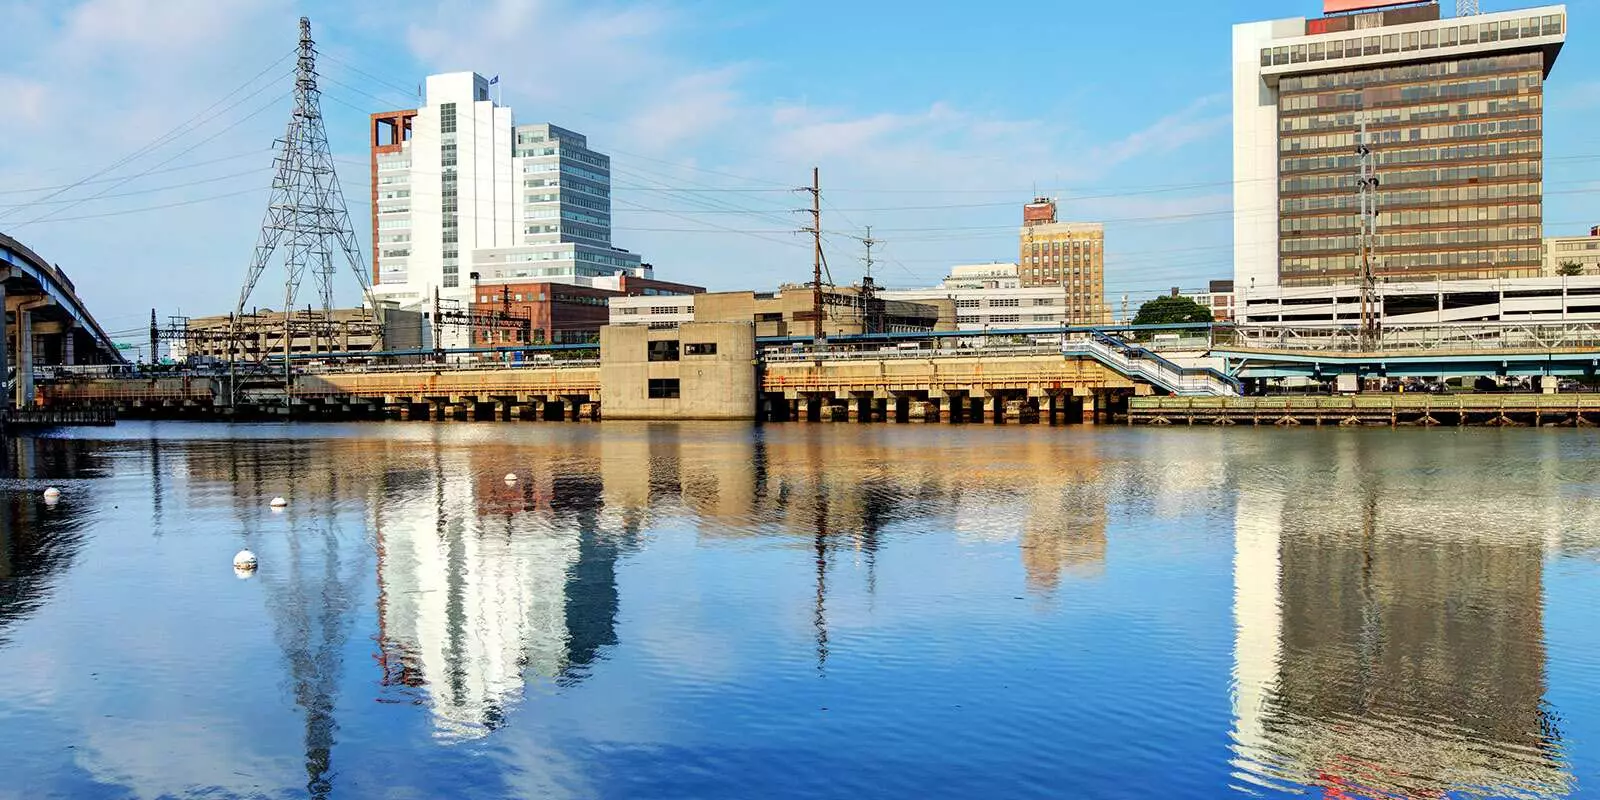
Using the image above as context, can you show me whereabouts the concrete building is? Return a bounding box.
[1239,275,1600,326]
[877,264,1083,330]
[1018,198,1108,323]
[467,274,703,346]
[368,73,648,346]
[609,287,953,337]
[942,263,1022,289]
[1234,2,1567,296]
[1543,228,1600,275]
[169,307,419,362]
[1195,280,1237,322]
[599,321,756,419]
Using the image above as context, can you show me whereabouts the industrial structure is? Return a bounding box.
[233,17,375,361]
[1233,0,1568,323]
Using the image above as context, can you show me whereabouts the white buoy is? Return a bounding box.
[42,487,61,501]
[504,473,518,483]
[233,549,258,571]
[234,565,256,580]
[269,496,288,508]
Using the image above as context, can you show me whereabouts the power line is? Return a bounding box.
[11,87,294,229]
[0,52,293,223]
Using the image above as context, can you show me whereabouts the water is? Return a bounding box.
[1,421,1598,799]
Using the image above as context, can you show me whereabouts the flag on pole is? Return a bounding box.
[489,75,499,85]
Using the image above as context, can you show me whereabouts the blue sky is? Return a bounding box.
[1,0,1597,340]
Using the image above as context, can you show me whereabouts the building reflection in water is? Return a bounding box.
[172,425,1118,754]
[363,424,1117,735]
[372,436,632,740]
[1230,435,1571,798]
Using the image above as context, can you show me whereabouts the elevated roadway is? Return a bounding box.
[0,232,128,407]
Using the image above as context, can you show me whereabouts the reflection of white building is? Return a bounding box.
[373,456,580,740]
[1229,440,1570,797]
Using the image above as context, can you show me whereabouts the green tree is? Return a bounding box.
[1132,295,1213,326]
[1558,260,1584,277]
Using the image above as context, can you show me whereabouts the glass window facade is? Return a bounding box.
[1276,51,1546,285]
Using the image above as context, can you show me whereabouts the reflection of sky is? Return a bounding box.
[0,424,1597,798]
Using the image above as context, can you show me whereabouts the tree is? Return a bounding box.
[1558,260,1584,277]
[1132,295,1213,326]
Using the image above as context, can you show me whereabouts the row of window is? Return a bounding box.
[1279,96,1540,135]
[1281,180,1541,213]
[376,158,410,171]
[377,189,410,201]
[1282,202,1541,233]
[1280,75,1541,118]
[1281,163,1538,196]
[1281,224,1541,254]
[1280,138,1539,174]
[1282,52,1542,93]
[1280,116,1539,156]
[1282,246,1542,274]
[1263,21,1560,70]
[521,176,611,198]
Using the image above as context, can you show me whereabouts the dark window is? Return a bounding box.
[648,378,680,399]
[683,342,717,356]
[647,340,679,362]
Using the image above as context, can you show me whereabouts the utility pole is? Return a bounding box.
[1357,116,1381,346]
[860,225,882,335]
[799,167,824,344]
[148,309,158,369]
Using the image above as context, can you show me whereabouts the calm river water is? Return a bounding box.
[1,421,1598,799]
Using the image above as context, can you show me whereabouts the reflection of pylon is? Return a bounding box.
[233,17,372,353]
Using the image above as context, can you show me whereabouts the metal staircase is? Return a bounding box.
[1066,333,1239,397]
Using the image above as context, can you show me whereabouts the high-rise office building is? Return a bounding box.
[368,72,646,315]
[1018,198,1108,324]
[1233,2,1567,295]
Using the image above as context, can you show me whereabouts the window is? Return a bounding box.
[684,342,718,356]
[648,340,680,362]
[988,298,1020,308]
[648,379,680,399]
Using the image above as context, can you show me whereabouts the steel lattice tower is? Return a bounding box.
[233,17,372,354]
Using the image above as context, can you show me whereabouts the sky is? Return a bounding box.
[1,0,1599,343]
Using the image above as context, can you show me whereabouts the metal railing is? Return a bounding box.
[1070,334,1240,397]
[1216,322,1600,354]
[761,343,1063,363]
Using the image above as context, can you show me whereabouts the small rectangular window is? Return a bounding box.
[683,342,718,356]
[648,379,680,399]
[647,340,680,362]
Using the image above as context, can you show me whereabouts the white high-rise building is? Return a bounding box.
[368,72,646,329]
[1232,2,1566,312]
